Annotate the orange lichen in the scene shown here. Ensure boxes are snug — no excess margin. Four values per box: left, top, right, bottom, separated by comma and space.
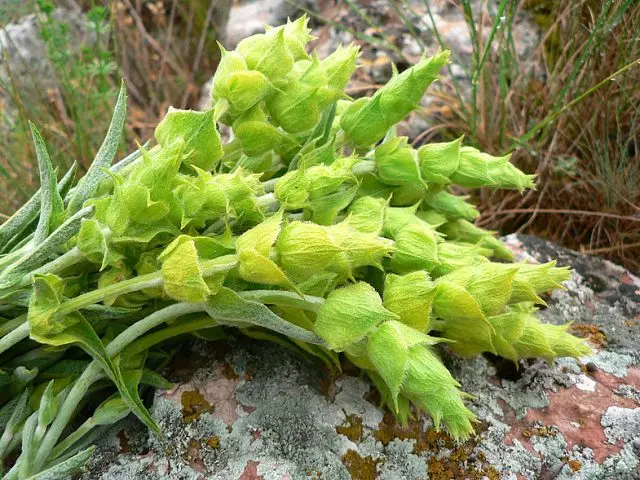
571, 324, 606, 346
341, 450, 380, 480
522, 425, 556, 439
336, 414, 364, 443
181, 389, 214, 422
206, 436, 221, 449
568, 459, 582, 472
373, 412, 499, 480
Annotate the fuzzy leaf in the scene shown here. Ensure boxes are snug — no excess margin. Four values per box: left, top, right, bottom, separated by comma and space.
314, 282, 398, 351
383, 272, 437, 332
160, 237, 210, 302
155, 108, 223, 170
29, 123, 65, 245
205, 287, 324, 344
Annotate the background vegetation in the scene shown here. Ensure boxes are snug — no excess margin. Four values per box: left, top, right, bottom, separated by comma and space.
0, 0, 638, 271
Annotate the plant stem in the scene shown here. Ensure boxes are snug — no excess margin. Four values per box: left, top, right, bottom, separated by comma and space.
57, 272, 164, 316
13, 246, 84, 289
240, 290, 325, 313
0, 321, 29, 355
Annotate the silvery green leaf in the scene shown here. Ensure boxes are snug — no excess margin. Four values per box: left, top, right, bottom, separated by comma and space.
67, 82, 126, 214
0, 389, 29, 459
20, 412, 38, 478
205, 287, 325, 345
29, 123, 66, 246
0, 206, 93, 289
37, 381, 58, 430
0, 163, 76, 255
26, 445, 95, 480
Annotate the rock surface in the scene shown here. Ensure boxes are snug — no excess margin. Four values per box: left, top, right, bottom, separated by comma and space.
82, 235, 640, 479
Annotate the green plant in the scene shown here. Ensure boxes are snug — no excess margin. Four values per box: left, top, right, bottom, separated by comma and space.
0, 17, 589, 478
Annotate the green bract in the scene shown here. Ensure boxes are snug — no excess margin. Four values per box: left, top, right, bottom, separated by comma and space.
0, 17, 592, 477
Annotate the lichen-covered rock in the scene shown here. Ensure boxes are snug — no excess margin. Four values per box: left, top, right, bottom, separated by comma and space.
82, 235, 640, 480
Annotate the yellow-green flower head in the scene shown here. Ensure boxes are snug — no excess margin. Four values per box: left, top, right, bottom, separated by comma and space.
432, 278, 496, 356
423, 190, 479, 220
274, 168, 310, 210
236, 26, 294, 80
391, 221, 441, 274
321, 43, 360, 91
266, 16, 314, 62
339, 96, 390, 148
266, 55, 343, 133
388, 182, 426, 207
266, 58, 325, 133
545, 323, 592, 359
430, 242, 492, 277
327, 220, 396, 273
129, 141, 185, 200
416, 209, 448, 227
159, 236, 211, 303
383, 271, 436, 332
401, 345, 476, 440
172, 168, 228, 229
233, 105, 297, 157
275, 221, 348, 281
155, 108, 223, 171
366, 320, 448, 410
438, 219, 514, 261
340, 51, 450, 147
489, 308, 591, 363
211, 46, 271, 118
306, 156, 359, 199
515, 261, 570, 294
418, 137, 462, 185
375, 137, 422, 186
235, 211, 295, 289
438, 263, 520, 316
348, 196, 387, 234
314, 282, 398, 351
211, 170, 265, 226
299, 136, 337, 168
451, 146, 536, 192
382, 203, 420, 237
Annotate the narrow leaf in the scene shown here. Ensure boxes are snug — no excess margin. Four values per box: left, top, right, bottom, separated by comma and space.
29, 123, 65, 245
67, 82, 126, 214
